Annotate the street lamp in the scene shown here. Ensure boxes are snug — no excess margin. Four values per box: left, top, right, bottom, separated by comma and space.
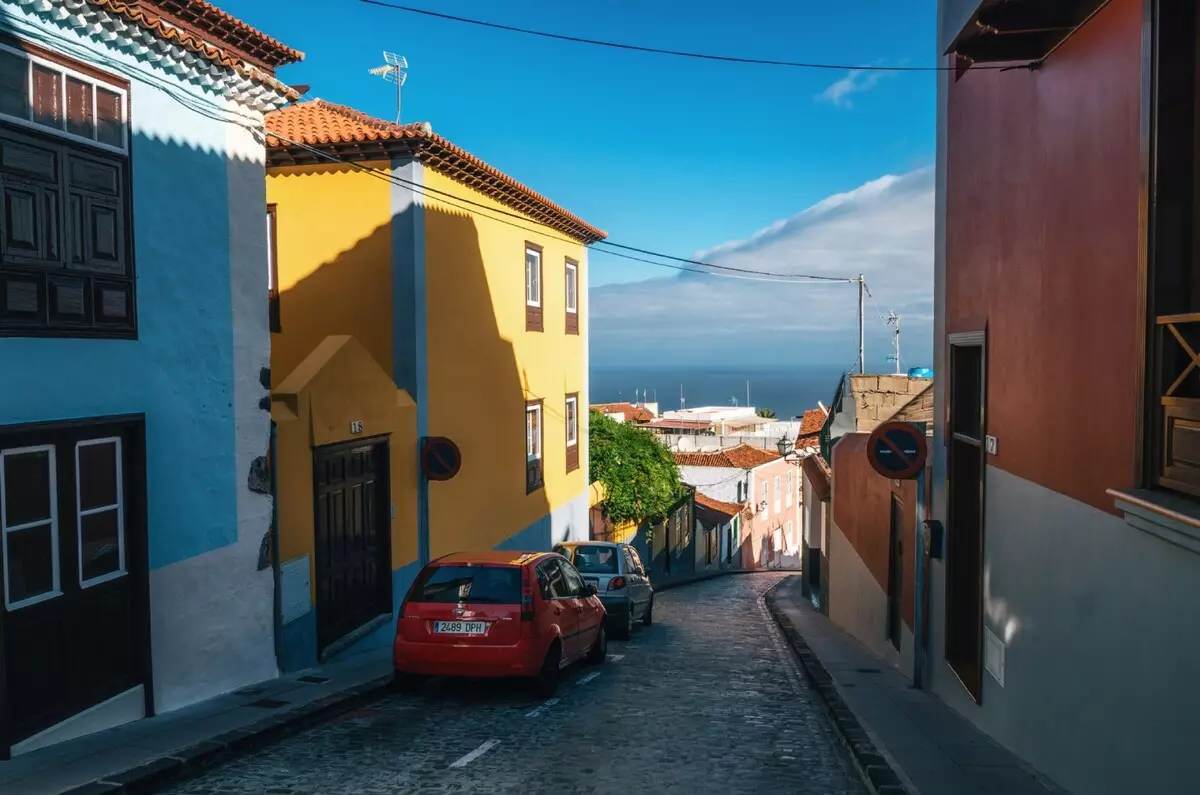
776, 435, 792, 457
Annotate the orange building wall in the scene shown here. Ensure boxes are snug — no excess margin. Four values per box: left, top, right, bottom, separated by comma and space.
945, 0, 1143, 513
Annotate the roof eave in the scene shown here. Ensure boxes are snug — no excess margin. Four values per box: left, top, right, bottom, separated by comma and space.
266, 138, 607, 245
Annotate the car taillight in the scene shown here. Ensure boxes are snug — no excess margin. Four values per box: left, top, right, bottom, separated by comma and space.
608, 576, 627, 591
521, 567, 535, 621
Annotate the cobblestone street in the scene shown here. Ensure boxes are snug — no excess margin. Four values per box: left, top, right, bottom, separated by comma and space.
160, 574, 866, 795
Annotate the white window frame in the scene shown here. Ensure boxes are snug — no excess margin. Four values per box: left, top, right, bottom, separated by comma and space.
0, 41, 129, 154
566, 396, 578, 447
774, 475, 782, 513
0, 444, 61, 610
565, 260, 578, 314
526, 403, 543, 461
760, 480, 768, 519
786, 471, 793, 508
267, 209, 276, 294
786, 520, 794, 547
525, 246, 542, 307
76, 437, 126, 588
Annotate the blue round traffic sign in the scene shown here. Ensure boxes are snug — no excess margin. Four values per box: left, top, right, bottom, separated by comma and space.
421, 436, 462, 481
866, 421, 927, 480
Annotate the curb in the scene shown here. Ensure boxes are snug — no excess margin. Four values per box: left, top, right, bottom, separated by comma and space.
652, 567, 803, 593
59, 674, 397, 795
764, 580, 910, 795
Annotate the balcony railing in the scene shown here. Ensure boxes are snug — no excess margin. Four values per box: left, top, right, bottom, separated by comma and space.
1154, 313, 1200, 496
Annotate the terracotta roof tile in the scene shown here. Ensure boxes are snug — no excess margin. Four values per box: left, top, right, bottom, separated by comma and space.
794, 406, 829, 450
674, 444, 781, 470
137, 1, 303, 69
694, 492, 744, 519
265, 100, 606, 244
591, 402, 654, 423
87, 0, 301, 98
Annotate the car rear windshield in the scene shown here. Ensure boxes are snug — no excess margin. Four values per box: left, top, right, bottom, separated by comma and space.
409, 565, 522, 604
568, 546, 620, 574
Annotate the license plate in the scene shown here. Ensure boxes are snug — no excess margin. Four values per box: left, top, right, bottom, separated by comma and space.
434, 620, 488, 635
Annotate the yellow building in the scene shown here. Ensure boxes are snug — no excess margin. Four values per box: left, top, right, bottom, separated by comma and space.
263, 100, 605, 669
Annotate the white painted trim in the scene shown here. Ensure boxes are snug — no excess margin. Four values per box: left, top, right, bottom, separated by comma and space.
565, 260, 578, 313
525, 246, 541, 307
0, 443, 61, 610
526, 403, 542, 460
0, 38, 128, 154
75, 436, 126, 588
9, 0, 292, 111
565, 395, 578, 447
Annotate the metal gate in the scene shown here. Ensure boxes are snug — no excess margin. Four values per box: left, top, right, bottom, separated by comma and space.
312, 438, 392, 654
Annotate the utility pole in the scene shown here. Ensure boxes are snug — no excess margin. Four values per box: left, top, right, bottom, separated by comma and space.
886, 312, 902, 374
857, 274, 865, 374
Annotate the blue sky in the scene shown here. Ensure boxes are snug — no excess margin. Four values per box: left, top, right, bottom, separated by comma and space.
225, 0, 937, 368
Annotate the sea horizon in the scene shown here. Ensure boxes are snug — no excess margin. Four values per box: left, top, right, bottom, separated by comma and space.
589, 364, 848, 421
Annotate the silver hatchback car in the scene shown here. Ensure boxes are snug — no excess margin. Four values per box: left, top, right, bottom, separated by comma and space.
553, 541, 653, 639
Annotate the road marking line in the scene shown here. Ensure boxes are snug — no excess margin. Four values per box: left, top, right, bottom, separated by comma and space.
577, 671, 601, 685
609, 654, 625, 662
449, 739, 500, 769
525, 698, 559, 718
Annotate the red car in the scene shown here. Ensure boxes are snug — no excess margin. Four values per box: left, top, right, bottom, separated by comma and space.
393, 551, 607, 697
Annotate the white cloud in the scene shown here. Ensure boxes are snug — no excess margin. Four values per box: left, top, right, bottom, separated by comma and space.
590, 167, 934, 369
817, 69, 885, 108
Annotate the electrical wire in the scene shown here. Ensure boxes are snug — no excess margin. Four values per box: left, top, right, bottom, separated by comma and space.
356, 1, 1011, 72
269, 130, 859, 284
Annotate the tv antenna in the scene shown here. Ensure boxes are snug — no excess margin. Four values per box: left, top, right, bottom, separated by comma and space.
885, 312, 902, 374
368, 52, 408, 123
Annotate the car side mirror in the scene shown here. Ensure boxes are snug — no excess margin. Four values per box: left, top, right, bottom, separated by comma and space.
587, 584, 598, 596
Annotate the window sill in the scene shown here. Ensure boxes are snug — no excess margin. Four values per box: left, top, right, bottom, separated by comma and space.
1107, 488, 1200, 557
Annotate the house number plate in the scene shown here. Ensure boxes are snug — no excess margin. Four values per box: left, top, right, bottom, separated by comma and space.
350, 420, 364, 434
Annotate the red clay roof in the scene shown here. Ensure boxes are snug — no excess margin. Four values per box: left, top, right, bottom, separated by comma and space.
88, 1, 301, 97
138, 1, 303, 69
674, 444, 782, 470
591, 402, 654, 423
794, 406, 828, 450
265, 100, 606, 244
694, 492, 744, 519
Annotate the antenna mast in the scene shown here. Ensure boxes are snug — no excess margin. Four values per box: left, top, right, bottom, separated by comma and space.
886, 312, 902, 374
368, 52, 409, 124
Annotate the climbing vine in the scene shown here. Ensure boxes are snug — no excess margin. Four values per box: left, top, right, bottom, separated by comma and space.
589, 411, 686, 526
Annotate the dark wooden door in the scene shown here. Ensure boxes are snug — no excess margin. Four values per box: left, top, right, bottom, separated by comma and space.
0, 416, 147, 752
313, 439, 392, 654
946, 338, 986, 701
886, 495, 903, 651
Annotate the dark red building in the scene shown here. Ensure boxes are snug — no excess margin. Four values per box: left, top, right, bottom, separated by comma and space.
931, 1, 1200, 792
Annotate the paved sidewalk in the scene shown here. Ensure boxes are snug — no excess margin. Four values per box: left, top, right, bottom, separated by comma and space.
0, 652, 394, 795
767, 575, 1068, 795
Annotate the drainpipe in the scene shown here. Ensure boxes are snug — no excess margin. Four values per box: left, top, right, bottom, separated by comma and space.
270, 420, 283, 673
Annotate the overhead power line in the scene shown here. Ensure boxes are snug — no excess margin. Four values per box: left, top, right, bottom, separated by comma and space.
357, 0, 1007, 72
269, 131, 855, 284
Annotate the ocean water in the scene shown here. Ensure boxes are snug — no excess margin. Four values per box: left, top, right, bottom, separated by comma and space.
589, 366, 846, 421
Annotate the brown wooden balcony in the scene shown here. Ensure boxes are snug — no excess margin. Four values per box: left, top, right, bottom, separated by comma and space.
1154, 313, 1200, 496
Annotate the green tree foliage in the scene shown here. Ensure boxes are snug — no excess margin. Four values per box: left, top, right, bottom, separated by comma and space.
589, 411, 686, 525
757, 407, 777, 419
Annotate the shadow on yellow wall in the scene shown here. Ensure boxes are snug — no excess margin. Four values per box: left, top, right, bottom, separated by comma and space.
269, 195, 553, 596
